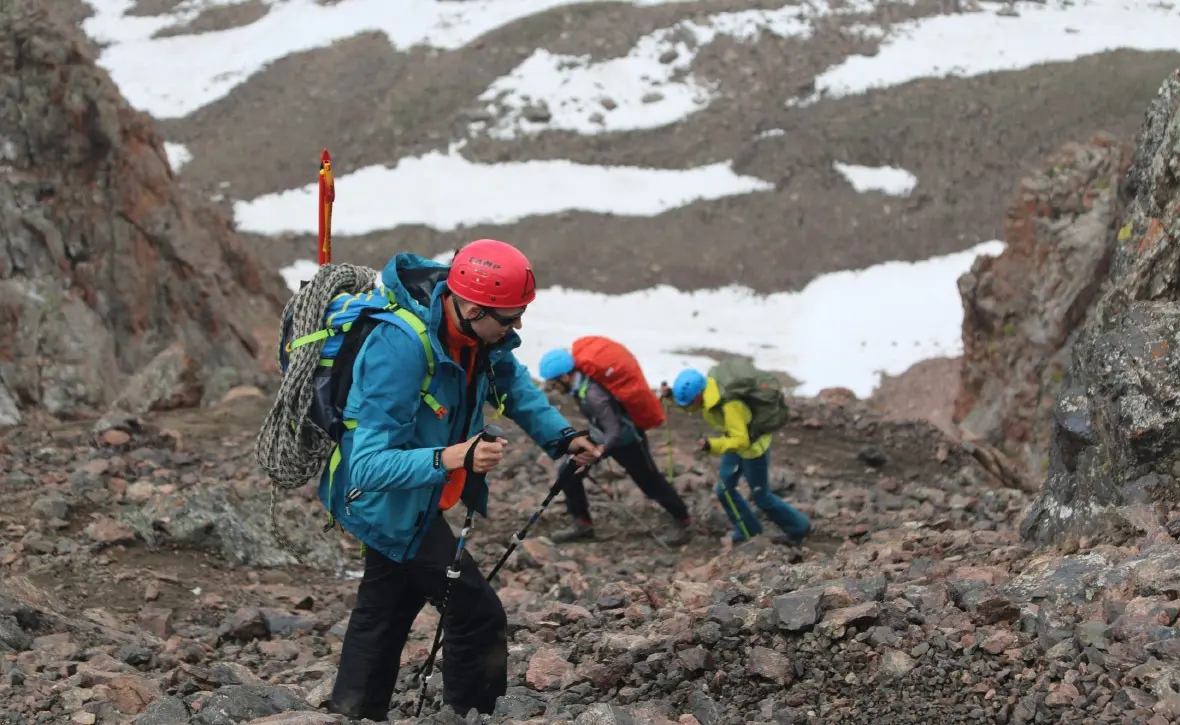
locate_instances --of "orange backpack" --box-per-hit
[571,335,666,430]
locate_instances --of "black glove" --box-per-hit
[553,428,593,458]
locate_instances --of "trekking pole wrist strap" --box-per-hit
[463,439,478,473]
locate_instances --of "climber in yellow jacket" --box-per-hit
[664,368,811,545]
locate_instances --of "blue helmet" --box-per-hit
[672,369,707,406]
[538,348,576,381]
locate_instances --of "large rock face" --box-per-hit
[1022,69,1180,546]
[955,135,1129,478]
[0,2,287,423]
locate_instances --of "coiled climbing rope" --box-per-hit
[254,262,379,563]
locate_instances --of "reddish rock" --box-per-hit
[0,1,287,422]
[525,647,574,691]
[954,134,1129,477]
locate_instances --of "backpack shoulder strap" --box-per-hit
[379,306,446,420]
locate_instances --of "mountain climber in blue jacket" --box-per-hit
[325,239,602,720]
[537,348,692,546]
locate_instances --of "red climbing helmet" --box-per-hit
[446,238,537,307]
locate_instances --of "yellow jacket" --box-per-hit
[700,377,771,459]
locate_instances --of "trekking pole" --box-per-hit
[661,396,675,482]
[482,428,605,580]
[414,424,504,717]
[584,472,674,552]
[485,435,597,582]
[415,430,602,698]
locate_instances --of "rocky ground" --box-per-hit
[7,2,1180,725]
[2,389,1180,725]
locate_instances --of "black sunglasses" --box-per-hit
[479,306,526,326]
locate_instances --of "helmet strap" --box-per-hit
[451,295,483,341]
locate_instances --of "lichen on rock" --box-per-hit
[1022,69,1180,546]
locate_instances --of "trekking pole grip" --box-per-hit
[467,424,505,486]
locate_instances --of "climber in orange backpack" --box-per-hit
[538,338,692,546]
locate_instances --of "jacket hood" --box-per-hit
[381,253,448,320]
[702,376,722,410]
[379,253,524,355]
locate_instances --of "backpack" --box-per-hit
[707,357,791,440]
[255,263,444,561]
[570,335,665,430]
[277,288,442,444]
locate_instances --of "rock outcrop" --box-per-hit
[955,134,1129,480]
[1022,69,1180,546]
[0,2,288,424]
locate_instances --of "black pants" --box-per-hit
[328,513,508,720]
[563,432,690,522]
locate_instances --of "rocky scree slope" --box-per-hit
[2,395,1180,725]
[0,1,288,426]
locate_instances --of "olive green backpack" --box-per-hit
[707,357,791,439]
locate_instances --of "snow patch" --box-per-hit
[833,162,917,196]
[279,240,1006,398]
[790,0,1180,105]
[164,142,193,172]
[472,2,875,139]
[81,0,706,119]
[233,143,773,235]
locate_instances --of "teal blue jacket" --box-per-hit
[316,253,575,562]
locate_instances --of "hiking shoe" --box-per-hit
[771,522,812,547]
[551,519,595,543]
[729,530,752,545]
[662,518,692,547]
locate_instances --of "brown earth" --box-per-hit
[61,0,1180,295]
[866,355,962,436]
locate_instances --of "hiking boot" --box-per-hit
[661,517,692,547]
[771,522,812,547]
[551,518,595,543]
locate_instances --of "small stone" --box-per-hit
[526,647,574,691]
[746,646,792,684]
[84,516,136,544]
[1044,682,1080,707]
[772,587,823,631]
[100,430,131,447]
[219,607,270,642]
[138,607,173,638]
[878,648,917,679]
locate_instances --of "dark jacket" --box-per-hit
[570,372,639,454]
